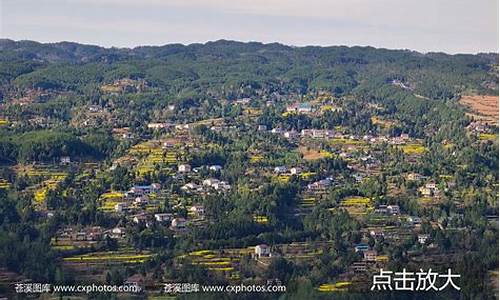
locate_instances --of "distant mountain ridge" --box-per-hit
[0,39,497,100]
[1,38,497,64]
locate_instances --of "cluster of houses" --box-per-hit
[406,173,428,181]
[307,177,333,191]
[300,129,337,139]
[374,204,401,215]
[418,183,440,197]
[131,212,189,230]
[56,226,126,241]
[106,179,208,232]
[181,178,231,193]
[466,121,488,133]
[286,102,314,114]
[266,126,417,146]
[273,166,302,175]
[114,183,162,213]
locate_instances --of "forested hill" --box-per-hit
[0,38,498,101]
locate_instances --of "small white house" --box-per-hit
[182,182,200,191]
[203,178,220,186]
[418,234,430,244]
[255,244,271,258]
[154,213,172,223]
[283,131,299,139]
[60,156,71,165]
[178,164,191,173]
[111,227,126,238]
[209,165,222,172]
[387,205,400,215]
[425,183,437,189]
[151,183,161,191]
[114,202,128,213]
[370,229,385,238]
[274,166,287,174]
[134,195,149,205]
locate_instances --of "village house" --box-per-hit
[363,250,378,262]
[255,244,272,258]
[419,186,432,196]
[418,234,430,244]
[114,202,129,213]
[370,229,385,238]
[202,178,220,186]
[132,214,149,225]
[88,105,101,113]
[189,205,205,218]
[419,183,438,197]
[374,204,400,215]
[181,182,201,191]
[290,167,302,175]
[286,102,313,113]
[154,213,173,223]
[210,126,223,132]
[212,181,231,191]
[60,156,71,165]
[339,152,352,158]
[109,227,126,239]
[466,121,487,133]
[352,173,364,183]
[300,129,314,137]
[235,98,251,105]
[307,178,332,190]
[354,243,369,252]
[407,173,426,181]
[122,132,134,139]
[408,216,422,226]
[163,140,176,148]
[147,123,172,129]
[209,165,222,172]
[283,131,299,139]
[400,133,410,140]
[313,129,335,139]
[274,166,288,174]
[134,195,149,206]
[127,183,161,197]
[301,129,335,139]
[171,217,187,229]
[175,124,190,130]
[271,127,284,134]
[74,226,103,241]
[389,133,411,145]
[201,178,231,191]
[387,205,400,215]
[178,164,191,173]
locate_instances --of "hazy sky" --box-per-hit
[1,0,498,53]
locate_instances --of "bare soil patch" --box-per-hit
[459,95,498,124]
